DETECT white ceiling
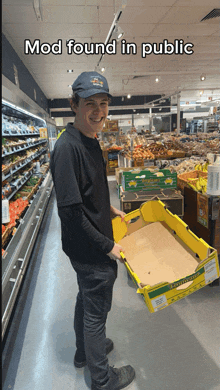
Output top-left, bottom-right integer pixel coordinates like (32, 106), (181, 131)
(2, 0), (220, 105)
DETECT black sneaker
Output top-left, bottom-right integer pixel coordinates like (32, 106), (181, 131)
(91, 365), (135, 390)
(74, 338), (114, 368)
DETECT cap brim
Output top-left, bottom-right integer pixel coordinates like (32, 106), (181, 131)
(76, 89), (112, 99)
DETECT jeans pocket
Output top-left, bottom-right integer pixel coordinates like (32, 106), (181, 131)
(80, 264), (117, 315)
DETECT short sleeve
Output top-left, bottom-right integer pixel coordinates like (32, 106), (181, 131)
(50, 142), (82, 207)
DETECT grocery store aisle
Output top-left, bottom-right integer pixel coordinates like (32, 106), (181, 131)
(2, 178), (220, 390)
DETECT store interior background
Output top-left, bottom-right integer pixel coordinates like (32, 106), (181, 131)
(2, 0), (220, 133)
(2, 2), (220, 390)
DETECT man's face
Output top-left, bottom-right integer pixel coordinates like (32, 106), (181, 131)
(74, 93), (109, 137)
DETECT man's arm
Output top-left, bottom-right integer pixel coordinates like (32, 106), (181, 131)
(58, 204), (114, 254)
(58, 204), (124, 261)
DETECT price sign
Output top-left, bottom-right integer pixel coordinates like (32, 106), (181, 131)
(2, 199), (10, 224)
(197, 193), (209, 228)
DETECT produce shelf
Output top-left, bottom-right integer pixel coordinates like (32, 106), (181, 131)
(2, 139), (47, 158)
(6, 167), (35, 201)
(2, 100), (52, 341)
(2, 147), (48, 182)
(2, 172), (53, 340)
(2, 130), (40, 137)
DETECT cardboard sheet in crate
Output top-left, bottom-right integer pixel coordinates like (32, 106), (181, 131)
(112, 200), (219, 313)
(122, 169), (177, 192)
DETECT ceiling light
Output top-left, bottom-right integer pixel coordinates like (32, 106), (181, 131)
(68, 85), (72, 88)
(199, 90), (204, 95)
(95, 65), (106, 73)
(159, 108), (162, 111)
(69, 94), (72, 97)
(127, 94), (131, 99)
(112, 24), (124, 41)
(67, 70), (73, 73)
(137, 113), (139, 115)
(155, 77), (159, 83)
(200, 74), (206, 81)
(33, 0), (43, 21)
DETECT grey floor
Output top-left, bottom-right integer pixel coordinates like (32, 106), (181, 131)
(2, 177), (220, 390)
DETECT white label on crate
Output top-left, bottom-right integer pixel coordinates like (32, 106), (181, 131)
(204, 259), (218, 285)
(2, 199), (10, 223)
(151, 295), (168, 312)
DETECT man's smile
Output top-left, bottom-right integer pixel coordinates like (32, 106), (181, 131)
(90, 117), (104, 123)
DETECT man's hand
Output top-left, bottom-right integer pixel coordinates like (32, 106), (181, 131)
(108, 243), (125, 263)
(110, 206), (126, 222)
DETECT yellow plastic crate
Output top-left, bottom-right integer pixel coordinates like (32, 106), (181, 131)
(112, 200), (219, 313)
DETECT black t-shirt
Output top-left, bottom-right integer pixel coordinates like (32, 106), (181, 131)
(50, 123), (114, 265)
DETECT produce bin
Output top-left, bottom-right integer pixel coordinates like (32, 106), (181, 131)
(177, 170), (207, 193)
(122, 169), (177, 192)
(183, 186), (220, 276)
(112, 200), (219, 313)
(115, 166), (154, 186)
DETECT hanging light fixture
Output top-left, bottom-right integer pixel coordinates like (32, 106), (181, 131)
(112, 24), (125, 41)
(200, 74), (206, 81)
(94, 1), (127, 70)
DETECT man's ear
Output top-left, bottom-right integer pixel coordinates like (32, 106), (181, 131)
(69, 98), (78, 115)
(72, 103), (78, 114)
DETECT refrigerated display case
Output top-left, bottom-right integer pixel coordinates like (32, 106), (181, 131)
(2, 100), (53, 339)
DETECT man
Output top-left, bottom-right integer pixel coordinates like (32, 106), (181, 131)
(50, 71), (135, 390)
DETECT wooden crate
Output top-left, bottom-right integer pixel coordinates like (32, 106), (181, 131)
(2, 164), (12, 175)
(19, 190), (34, 200)
(133, 158), (144, 167)
(168, 150), (186, 158)
(2, 226), (12, 247)
(18, 177), (43, 200)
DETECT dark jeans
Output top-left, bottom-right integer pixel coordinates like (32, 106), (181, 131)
(73, 260), (118, 385)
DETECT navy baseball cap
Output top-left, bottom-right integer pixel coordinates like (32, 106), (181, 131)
(72, 71), (112, 99)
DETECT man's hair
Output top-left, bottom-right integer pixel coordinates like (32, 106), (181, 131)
(69, 93), (80, 116)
